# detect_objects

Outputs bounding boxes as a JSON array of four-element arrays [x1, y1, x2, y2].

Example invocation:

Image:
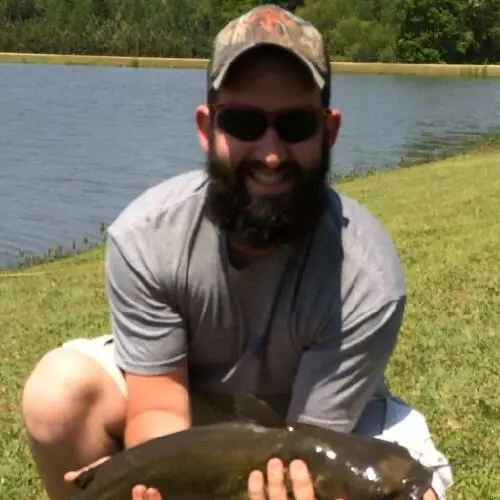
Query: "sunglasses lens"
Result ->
[[216, 109, 267, 141], [215, 107, 323, 143], [275, 110, 322, 143]]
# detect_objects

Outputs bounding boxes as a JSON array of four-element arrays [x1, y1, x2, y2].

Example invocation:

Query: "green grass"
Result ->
[[1, 51, 499, 77], [1, 143, 500, 499]]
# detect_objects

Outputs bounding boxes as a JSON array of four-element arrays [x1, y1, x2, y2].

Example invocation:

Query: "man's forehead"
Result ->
[[214, 87, 322, 112]]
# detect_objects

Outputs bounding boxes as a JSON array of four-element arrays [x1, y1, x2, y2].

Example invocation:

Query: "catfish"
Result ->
[[71, 418, 435, 500]]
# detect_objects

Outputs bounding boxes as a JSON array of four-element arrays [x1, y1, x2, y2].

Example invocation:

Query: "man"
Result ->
[[21, 4, 453, 500]]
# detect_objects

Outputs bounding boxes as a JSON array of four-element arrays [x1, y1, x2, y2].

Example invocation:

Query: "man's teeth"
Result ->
[[252, 171, 286, 184]]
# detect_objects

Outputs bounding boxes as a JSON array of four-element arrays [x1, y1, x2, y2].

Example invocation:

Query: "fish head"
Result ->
[[313, 477, 427, 500], [373, 455, 434, 498], [285, 423, 434, 500], [351, 466, 434, 500], [301, 444, 433, 500], [393, 475, 435, 500]]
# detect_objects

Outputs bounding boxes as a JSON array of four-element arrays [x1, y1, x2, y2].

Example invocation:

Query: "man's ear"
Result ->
[[195, 104, 211, 154], [326, 107, 341, 147]]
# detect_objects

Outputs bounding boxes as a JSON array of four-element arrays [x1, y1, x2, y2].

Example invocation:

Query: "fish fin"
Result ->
[[233, 393, 285, 428]]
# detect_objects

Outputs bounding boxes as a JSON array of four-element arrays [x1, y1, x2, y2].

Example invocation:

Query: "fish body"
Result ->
[[71, 421, 433, 500]]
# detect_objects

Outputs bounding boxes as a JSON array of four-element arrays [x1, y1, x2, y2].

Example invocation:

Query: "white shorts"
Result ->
[[62, 334, 454, 499]]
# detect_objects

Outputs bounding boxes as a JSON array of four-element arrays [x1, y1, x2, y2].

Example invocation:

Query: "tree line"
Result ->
[[0, 0, 499, 64]]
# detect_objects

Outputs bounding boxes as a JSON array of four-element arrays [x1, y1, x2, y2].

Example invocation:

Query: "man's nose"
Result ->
[[253, 126, 287, 169]]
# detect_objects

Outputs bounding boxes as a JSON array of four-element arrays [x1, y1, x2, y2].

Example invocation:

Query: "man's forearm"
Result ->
[[124, 409, 191, 449]]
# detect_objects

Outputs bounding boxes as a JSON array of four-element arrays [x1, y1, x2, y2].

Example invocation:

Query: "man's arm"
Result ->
[[124, 366, 190, 448], [287, 297, 405, 432], [105, 229, 191, 447]]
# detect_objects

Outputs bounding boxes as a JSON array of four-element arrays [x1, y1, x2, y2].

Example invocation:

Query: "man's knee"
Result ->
[[21, 347, 108, 444]]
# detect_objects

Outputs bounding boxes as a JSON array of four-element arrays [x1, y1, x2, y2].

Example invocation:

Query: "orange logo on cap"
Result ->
[[244, 7, 292, 32]]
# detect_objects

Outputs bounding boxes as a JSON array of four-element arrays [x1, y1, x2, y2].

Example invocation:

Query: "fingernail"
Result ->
[[292, 460, 307, 476]]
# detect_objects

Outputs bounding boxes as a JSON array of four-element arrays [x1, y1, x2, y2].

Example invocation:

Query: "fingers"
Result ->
[[267, 458, 288, 500], [248, 458, 288, 500], [132, 485, 162, 500], [248, 458, 319, 500], [289, 461, 344, 500], [248, 469, 266, 500], [289, 460, 316, 500]]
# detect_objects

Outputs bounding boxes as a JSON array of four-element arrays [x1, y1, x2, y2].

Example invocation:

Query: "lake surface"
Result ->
[[1, 63, 499, 268]]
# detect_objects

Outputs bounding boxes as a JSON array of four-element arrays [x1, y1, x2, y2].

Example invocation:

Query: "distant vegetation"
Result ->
[[0, 0, 499, 63]]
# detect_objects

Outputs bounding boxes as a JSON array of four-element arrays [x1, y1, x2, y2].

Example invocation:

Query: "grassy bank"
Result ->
[[1, 144, 500, 499], [1, 51, 499, 77]]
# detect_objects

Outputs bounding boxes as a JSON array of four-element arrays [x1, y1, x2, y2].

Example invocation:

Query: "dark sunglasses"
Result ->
[[212, 104, 327, 144]]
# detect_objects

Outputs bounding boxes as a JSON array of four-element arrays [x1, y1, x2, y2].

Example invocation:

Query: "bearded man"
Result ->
[[20, 4, 453, 500]]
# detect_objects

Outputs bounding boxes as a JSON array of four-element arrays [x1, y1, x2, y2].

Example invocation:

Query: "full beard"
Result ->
[[204, 141, 331, 250]]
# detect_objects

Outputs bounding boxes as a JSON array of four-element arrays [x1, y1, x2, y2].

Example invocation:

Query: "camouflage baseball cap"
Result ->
[[208, 4, 331, 103]]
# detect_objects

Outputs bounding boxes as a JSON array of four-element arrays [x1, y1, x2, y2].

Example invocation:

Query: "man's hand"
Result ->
[[248, 458, 344, 500], [129, 485, 162, 499]]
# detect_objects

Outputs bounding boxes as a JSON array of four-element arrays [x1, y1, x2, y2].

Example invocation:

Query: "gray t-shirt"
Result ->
[[106, 169, 406, 433]]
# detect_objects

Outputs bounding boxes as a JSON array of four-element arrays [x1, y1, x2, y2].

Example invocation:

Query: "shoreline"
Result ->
[[1, 52, 499, 77], [1, 134, 499, 273]]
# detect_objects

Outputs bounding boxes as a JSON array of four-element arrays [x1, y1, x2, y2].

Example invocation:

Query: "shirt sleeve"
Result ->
[[105, 230, 188, 375], [287, 296, 405, 432]]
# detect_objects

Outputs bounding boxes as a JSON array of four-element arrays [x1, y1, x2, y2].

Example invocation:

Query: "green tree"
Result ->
[[4, 0, 40, 21], [394, 0, 496, 63], [297, 0, 397, 61], [0, 0, 498, 63], [462, 0, 500, 63]]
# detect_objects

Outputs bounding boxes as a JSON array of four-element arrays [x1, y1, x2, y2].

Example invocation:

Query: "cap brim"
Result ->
[[211, 42, 326, 91]]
